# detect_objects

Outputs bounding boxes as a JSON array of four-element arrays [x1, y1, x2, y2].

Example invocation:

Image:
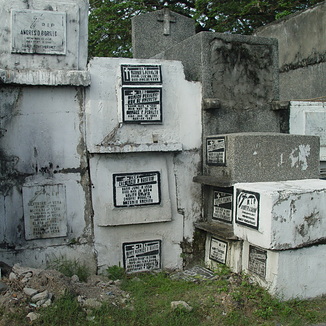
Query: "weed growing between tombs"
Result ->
[[2, 264, 326, 326], [48, 255, 91, 282]]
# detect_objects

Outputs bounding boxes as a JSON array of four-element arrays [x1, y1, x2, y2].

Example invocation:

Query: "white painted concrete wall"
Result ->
[[289, 101, 326, 161], [234, 179, 326, 250], [86, 57, 202, 272], [0, 86, 95, 271], [204, 234, 242, 273], [0, 0, 88, 71], [242, 240, 326, 300]]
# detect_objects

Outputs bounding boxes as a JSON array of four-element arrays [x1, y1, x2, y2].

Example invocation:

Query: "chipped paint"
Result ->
[[289, 144, 310, 170]]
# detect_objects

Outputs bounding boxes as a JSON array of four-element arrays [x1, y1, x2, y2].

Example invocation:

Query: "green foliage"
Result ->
[[48, 255, 90, 282], [88, 0, 324, 58], [106, 264, 126, 280]]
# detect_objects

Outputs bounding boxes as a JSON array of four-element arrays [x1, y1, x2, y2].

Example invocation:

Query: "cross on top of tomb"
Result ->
[[131, 8, 195, 58], [157, 8, 176, 36]]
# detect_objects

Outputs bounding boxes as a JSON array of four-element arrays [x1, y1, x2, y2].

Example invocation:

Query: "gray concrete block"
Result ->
[[203, 132, 320, 183]]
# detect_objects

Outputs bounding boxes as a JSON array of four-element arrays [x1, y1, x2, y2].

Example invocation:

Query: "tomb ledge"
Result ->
[[195, 222, 239, 240], [90, 142, 183, 154], [0, 69, 91, 86], [193, 175, 233, 187]]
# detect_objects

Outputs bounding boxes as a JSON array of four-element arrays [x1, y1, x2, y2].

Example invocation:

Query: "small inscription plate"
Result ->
[[121, 65, 162, 84], [248, 245, 267, 279], [209, 238, 227, 264], [123, 240, 161, 273], [213, 187, 233, 223], [11, 9, 66, 55], [122, 88, 162, 123], [235, 189, 260, 229], [23, 184, 67, 240], [113, 171, 161, 207], [206, 137, 226, 165]]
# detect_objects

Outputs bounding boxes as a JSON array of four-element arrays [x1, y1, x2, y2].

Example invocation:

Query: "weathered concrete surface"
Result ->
[[86, 57, 201, 153], [204, 233, 242, 274], [0, 85, 95, 270], [155, 32, 281, 135], [242, 240, 326, 300], [203, 133, 320, 184], [289, 101, 326, 161], [234, 179, 326, 250], [86, 57, 202, 272], [255, 1, 326, 100], [0, 0, 88, 71], [0, 69, 91, 86], [132, 8, 195, 59]]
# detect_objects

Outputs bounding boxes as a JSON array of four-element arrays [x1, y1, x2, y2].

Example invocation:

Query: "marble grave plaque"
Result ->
[[122, 88, 162, 123], [123, 240, 161, 273], [213, 187, 233, 223], [235, 189, 260, 229], [206, 136, 226, 165], [209, 237, 227, 264], [113, 171, 161, 207], [23, 184, 68, 240], [121, 65, 162, 84], [11, 9, 66, 55], [248, 245, 267, 279]]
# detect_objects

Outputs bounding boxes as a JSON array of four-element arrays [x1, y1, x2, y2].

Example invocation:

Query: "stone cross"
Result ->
[[131, 8, 195, 58], [157, 8, 176, 36]]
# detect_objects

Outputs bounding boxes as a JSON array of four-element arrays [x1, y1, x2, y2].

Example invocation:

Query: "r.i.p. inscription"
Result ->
[[11, 9, 66, 55]]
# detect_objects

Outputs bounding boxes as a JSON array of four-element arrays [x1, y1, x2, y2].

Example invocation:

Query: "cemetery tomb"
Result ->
[[132, 8, 195, 59], [233, 179, 326, 250], [0, 0, 89, 85], [87, 57, 202, 272], [289, 101, 326, 178], [199, 132, 320, 185], [204, 233, 242, 273], [242, 240, 326, 300]]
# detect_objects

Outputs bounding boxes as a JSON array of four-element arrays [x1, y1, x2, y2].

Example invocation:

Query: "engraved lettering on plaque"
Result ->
[[248, 245, 267, 279], [123, 240, 161, 273], [122, 88, 162, 123], [209, 238, 227, 264], [206, 136, 226, 165], [23, 184, 68, 240], [235, 189, 260, 229], [113, 171, 161, 207], [11, 10, 66, 54], [213, 187, 233, 223], [121, 65, 162, 84]]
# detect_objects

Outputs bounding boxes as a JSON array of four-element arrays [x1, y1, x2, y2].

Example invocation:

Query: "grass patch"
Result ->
[[35, 292, 87, 326], [4, 265, 326, 325], [48, 255, 90, 282], [106, 265, 126, 280]]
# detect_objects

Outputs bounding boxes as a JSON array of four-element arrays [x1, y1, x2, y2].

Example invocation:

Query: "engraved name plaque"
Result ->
[[121, 65, 162, 84], [213, 187, 233, 223], [123, 240, 161, 273], [235, 189, 260, 229], [113, 171, 161, 207], [209, 237, 227, 264], [206, 136, 226, 165], [11, 9, 66, 55], [23, 184, 68, 240], [122, 88, 162, 123], [248, 245, 267, 279]]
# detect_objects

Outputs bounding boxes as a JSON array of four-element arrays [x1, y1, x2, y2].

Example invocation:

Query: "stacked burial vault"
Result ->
[[138, 10, 326, 299], [1, 0, 326, 301]]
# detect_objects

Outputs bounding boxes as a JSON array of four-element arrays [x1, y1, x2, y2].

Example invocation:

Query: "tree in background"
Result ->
[[88, 0, 324, 58]]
